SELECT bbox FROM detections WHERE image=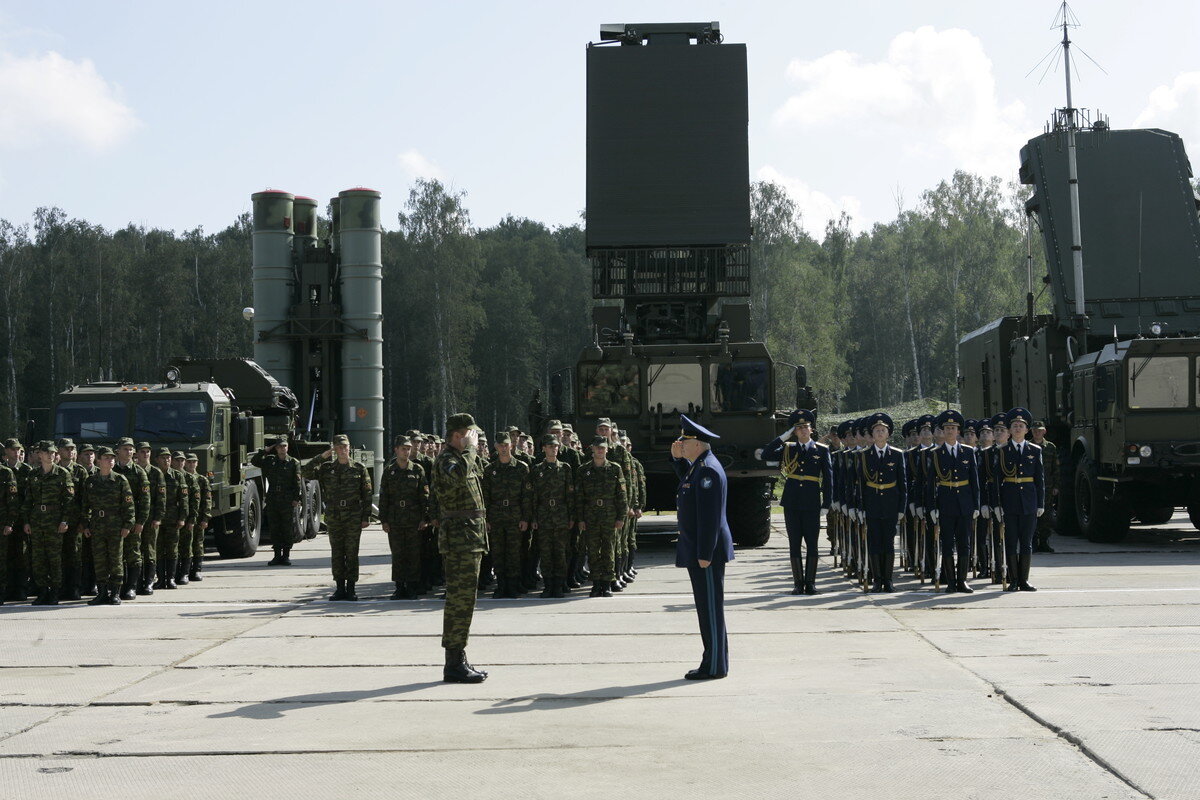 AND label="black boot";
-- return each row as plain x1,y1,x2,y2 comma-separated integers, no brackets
268,547,284,566
345,581,358,601
189,556,203,581
957,557,974,594
443,648,487,683
592,580,612,598
804,551,820,595
492,577,506,600
869,555,884,593
329,580,347,601
882,553,894,592
162,559,177,589
87,584,107,606
63,564,82,601
552,577,566,598
1005,553,1020,591
45,586,60,605
120,565,137,601
610,579,623,593
943,553,957,593
391,581,406,600
1018,553,1036,591
139,562,155,595
628,549,638,576
789,557,803,595
176,555,190,586
540,582,554,599
278,549,291,567
106,584,121,605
